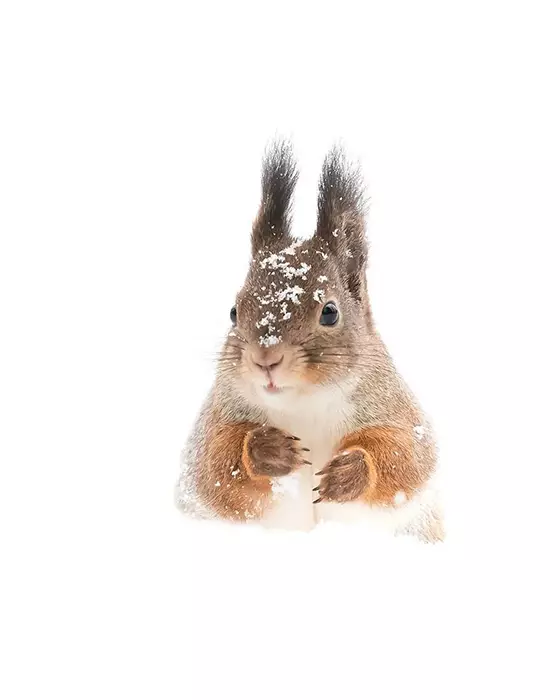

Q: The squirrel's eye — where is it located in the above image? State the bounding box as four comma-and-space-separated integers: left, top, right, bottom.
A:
320, 302, 339, 326
230, 306, 237, 325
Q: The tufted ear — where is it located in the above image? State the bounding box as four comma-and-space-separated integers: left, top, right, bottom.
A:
252, 140, 299, 255
315, 146, 369, 301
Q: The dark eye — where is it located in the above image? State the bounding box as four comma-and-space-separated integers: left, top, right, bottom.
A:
320, 302, 339, 326
230, 306, 237, 325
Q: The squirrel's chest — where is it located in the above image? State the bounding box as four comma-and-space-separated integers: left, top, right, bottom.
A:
254, 382, 356, 530
274, 410, 342, 471
258, 392, 348, 530
264, 386, 352, 483
266, 383, 350, 447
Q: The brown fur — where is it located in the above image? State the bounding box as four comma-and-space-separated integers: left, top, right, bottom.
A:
334, 426, 432, 506
193, 418, 272, 521
314, 447, 374, 503
243, 426, 309, 479
177, 140, 443, 542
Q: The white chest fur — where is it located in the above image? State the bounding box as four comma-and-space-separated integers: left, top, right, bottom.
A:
253, 382, 354, 530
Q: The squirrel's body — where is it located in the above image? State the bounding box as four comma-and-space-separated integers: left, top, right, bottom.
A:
176, 142, 444, 542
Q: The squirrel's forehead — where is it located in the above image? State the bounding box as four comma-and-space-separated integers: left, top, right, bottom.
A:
250, 241, 331, 284
239, 242, 334, 346
246, 244, 332, 303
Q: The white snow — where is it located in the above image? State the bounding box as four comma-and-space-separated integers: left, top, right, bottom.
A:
276, 284, 305, 304
256, 311, 276, 328
313, 288, 326, 303
259, 334, 281, 346
255, 246, 309, 342
260, 251, 311, 280
271, 472, 301, 499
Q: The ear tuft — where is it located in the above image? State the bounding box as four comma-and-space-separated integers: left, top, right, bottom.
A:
252, 139, 299, 254
316, 146, 369, 300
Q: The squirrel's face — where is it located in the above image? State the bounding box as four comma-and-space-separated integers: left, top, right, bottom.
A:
217, 141, 374, 399
224, 236, 371, 397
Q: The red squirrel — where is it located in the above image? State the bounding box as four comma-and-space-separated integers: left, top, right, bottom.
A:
176, 141, 443, 542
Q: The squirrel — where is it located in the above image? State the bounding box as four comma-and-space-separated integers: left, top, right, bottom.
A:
176, 140, 444, 542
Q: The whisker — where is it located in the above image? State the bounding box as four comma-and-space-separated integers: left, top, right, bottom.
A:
305, 343, 374, 350
307, 360, 376, 367
300, 335, 323, 348
304, 359, 377, 369
304, 351, 377, 358
306, 356, 376, 363
305, 364, 354, 395
227, 333, 248, 344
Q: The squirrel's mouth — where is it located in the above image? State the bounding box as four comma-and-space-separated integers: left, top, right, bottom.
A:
262, 367, 285, 393
241, 345, 299, 395
264, 380, 283, 394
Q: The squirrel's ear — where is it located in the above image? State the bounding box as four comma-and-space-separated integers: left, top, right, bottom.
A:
252, 140, 298, 255
315, 146, 369, 301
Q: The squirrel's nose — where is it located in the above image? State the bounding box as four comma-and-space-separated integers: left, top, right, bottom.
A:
251, 349, 284, 372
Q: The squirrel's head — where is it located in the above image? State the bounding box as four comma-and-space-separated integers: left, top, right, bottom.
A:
221, 140, 375, 401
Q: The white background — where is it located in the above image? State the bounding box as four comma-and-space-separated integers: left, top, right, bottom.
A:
1, 1, 559, 698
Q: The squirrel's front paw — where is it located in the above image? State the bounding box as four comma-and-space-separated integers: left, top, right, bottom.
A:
314, 448, 372, 503
243, 426, 311, 479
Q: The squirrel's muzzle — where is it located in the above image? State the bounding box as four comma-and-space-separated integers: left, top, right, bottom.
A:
250, 347, 284, 374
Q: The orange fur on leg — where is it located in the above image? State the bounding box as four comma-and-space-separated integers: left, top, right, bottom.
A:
195, 420, 272, 521
336, 426, 434, 507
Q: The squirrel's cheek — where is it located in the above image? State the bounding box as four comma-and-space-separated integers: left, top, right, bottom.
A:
297, 362, 338, 386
